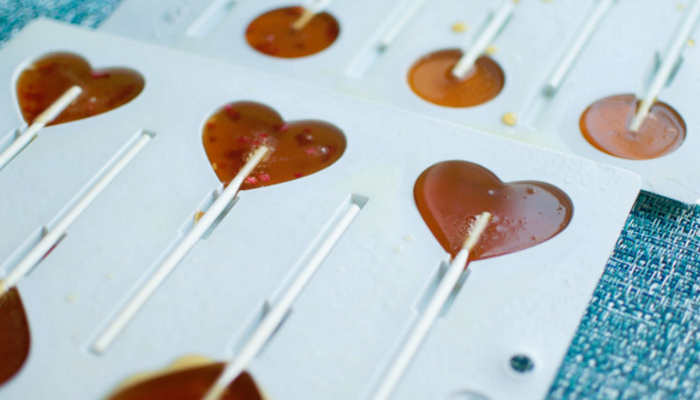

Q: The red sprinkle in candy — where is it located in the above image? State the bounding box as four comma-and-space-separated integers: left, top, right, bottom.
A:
278, 124, 289, 132
258, 174, 270, 182
245, 177, 258, 185
259, 133, 268, 139
206, 121, 216, 130
91, 71, 111, 79
303, 127, 312, 133
305, 147, 317, 155
208, 136, 217, 143
238, 136, 251, 143
225, 104, 241, 121
293, 173, 304, 178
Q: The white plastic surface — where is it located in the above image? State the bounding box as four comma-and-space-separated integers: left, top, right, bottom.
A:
101, 0, 700, 203
0, 20, 640, 400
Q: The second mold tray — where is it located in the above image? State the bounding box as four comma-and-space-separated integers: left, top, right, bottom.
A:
100, 0, 700, 204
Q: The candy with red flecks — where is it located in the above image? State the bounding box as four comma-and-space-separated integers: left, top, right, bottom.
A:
202, 101, 346, 189
16, 52, 144, 125
246, 6, 340, 58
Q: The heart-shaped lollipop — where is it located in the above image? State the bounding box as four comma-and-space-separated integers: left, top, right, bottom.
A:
107, 363, 263, 400
0, 288, 30, 386
16, 52, 145, 125
414, 160, 573, 261
203, 101, 346, 188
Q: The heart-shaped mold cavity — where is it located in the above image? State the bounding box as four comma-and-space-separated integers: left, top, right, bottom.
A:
414, 160, 573, 261
0, 288, 30, 386
408, 49, 505, 108
107, 363, 264, 400
246, 6, 340, 58
203, 101, 346, 188
580, 94, 686, 160
16, 52, 145, 125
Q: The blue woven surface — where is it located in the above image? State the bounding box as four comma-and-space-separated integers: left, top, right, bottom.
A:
2, 2, 699, 399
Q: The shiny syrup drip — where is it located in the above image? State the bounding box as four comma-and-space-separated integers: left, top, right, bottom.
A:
107, 364, 263, 400
246, 6, 340, 58
414, 160, 573, 261
203, 101, 346, 189
16, 52, 145, 125
580, 94, 686, 160
0, 288, 31, 386
408, 49, 505, 108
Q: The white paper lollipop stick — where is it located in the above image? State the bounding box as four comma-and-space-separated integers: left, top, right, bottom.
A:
91, 145, 270, 354
292, 0, 335, 30
545, 0, 616, 94
0, 131, 153, 297
451, 0, 518, 79
0, 85, 82, 170
201, 202, 362, 400
629, 0, 700, 131
371, 212, 491, 400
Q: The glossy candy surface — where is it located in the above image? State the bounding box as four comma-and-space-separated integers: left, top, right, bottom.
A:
203, 101, 346, 189
16, 52, 144, 125
408, 49, 505, 108
414, 160, 573, 261
107, 364, 263, 400
246, 6, 340, 58
0, 288, 30, 387
580, 94, 686, 160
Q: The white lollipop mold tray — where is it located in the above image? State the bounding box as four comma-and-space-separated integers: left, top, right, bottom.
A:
0, 19, 640, 400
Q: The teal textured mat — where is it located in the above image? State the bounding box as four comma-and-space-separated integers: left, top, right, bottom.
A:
2, 2, 698, 399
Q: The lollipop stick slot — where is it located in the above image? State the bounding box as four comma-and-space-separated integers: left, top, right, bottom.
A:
346, 0, 427, 78
0, 130, 155, 296
629, 0, 700, 131
177, 188, 239, 241
415, 260, 470, 317
91, 146, 270, 354
0, 85, 82, 171
452, 0, 518, 79
544, 0, 616, 95
371, 212, 491, 400
0, 128, 20, 158
201, 194, 367, 400
185, 0, 238, 38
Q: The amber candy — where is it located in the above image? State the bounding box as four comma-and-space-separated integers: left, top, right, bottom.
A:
107, 364, 263, 400
0, 288, 31, 386
580, 94, 685, 160
203, 101, 346, 189
414, 160, 573, 262
16, 52, 144, 125
246, 6, 340, 58
408, 49, 505, 108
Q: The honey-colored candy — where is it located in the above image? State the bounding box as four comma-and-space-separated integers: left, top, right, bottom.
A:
580, 94, 685, 160
408, 49, 505, 108
203, 101, 346, 189
16, 52, 144, 125
414, 161, 572, 261
246, 6, 340, 58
